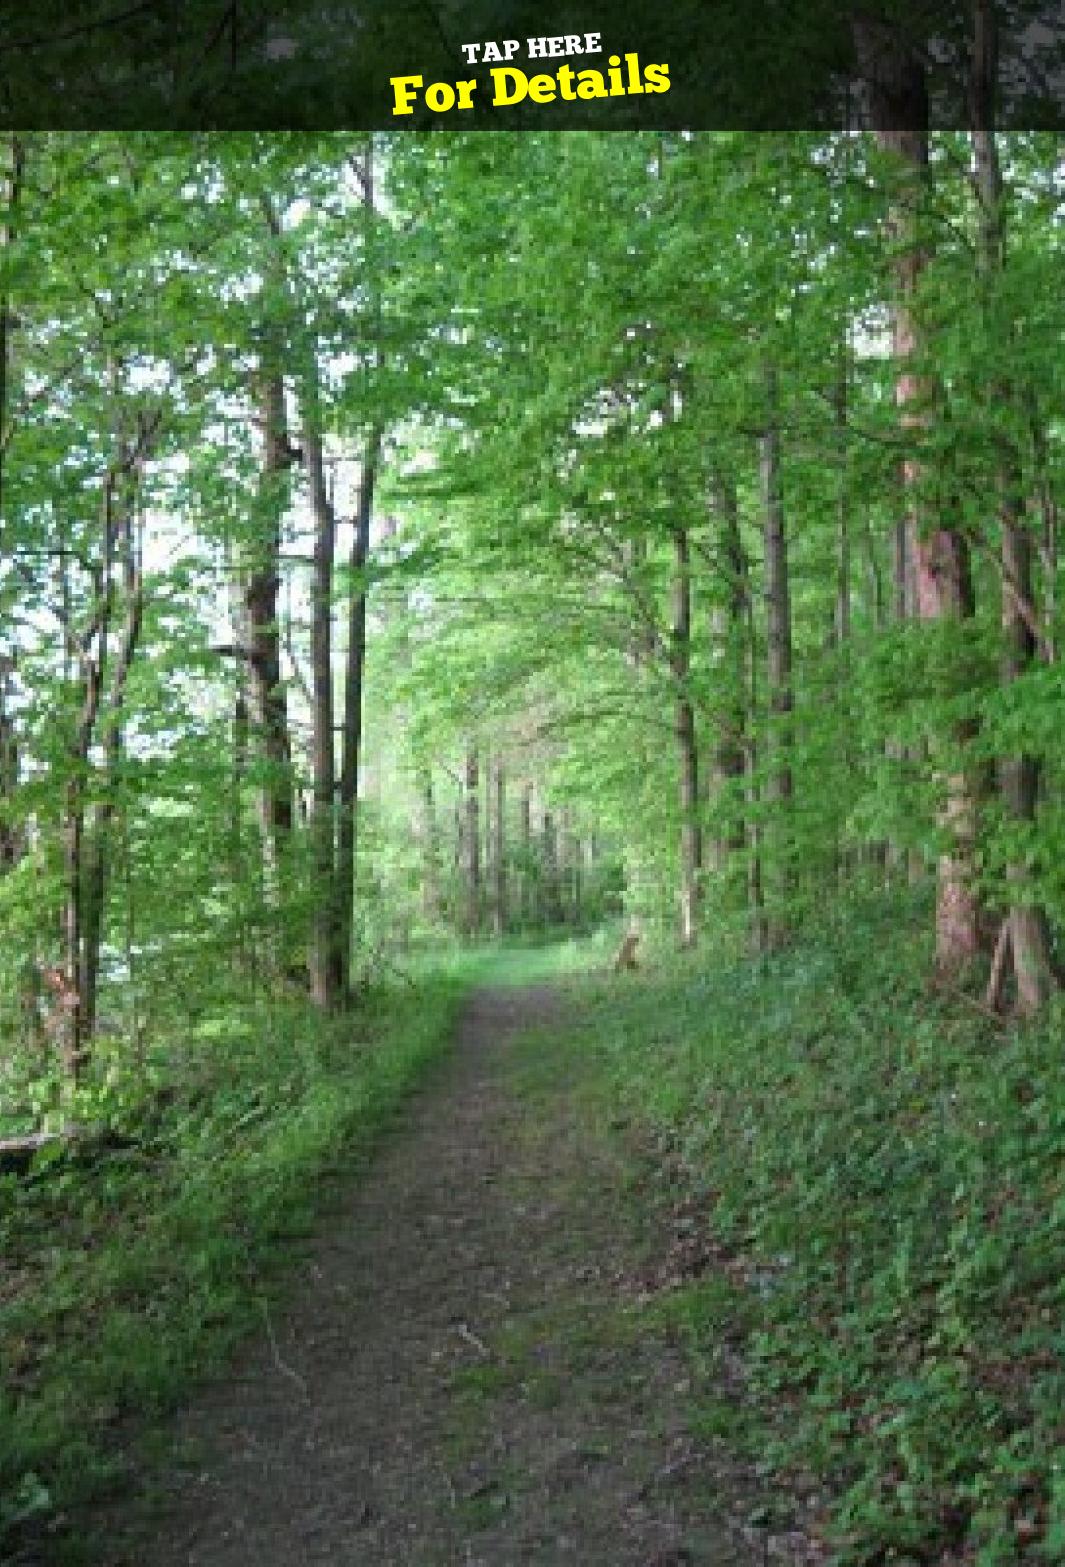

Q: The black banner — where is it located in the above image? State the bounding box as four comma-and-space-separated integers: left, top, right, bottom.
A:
0, 1, 1062, 128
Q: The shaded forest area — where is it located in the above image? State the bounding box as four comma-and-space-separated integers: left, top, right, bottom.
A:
3, 13, 1065, 1563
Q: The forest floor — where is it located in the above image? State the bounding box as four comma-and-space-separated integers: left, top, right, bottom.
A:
61, 974, 821, 1567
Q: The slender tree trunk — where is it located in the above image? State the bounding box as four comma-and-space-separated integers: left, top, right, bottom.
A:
452, 792, 464, 925
542, 809, 562, 926
1028, 398, 1057, 664
671, 524, 700, 947
993, 475, 1057, 1013
0, 134, 23, 536
0, 663, 19, 869
708, 472, 747, 880
337, 424, 381, 996
746, 618, 768, 955
559, 809, 574, 926
833, 339, 855, 886
305, 412, 339, 1009
884, 508, 910, 879
0, 139, 23, 879
520, 782, 533, 926
572, 832, 583, 928
761, 365, 793, 945
464, 744, 480, 936
971, 3, 1057, 1015
80, 490, 144, 1051
418, 764, 441, 921
334, 138, 380, 995
482, 746, 493, 905
492, 757, 506, 937
59, 450, 148, 1080
246, 365, 294, 894
834, 342, 851, 647
231, 683, 249, 965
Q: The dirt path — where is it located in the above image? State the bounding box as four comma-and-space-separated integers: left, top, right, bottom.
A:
89, 985, 770, 1566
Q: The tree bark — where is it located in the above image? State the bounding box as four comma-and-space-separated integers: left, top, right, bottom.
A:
707, 471, 747, 880
971, 0, 1057, 1015
492, 757, 506, 937
245, 363, 294, 893
60, 426, 152, 1081
0, 134, 23, 534
834, 342, 851, 647
418, 764, 441, 922
671, 524, 700, 947
746, 687, 768, 955
0, 138, 23, 878
304, 409, 339, 1009
79, 503, 143, 1049
519, 782, 534, 925
761, 364, 793, 945
337, 423, 381, 995
0, 659, 19, 870
231, 682, 250, 965
464, 744, 480, 936
833, 339, 855, 886
542, 809, 562, 926
857, 14, 982, 976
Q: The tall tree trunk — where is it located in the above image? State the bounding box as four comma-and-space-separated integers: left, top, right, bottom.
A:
746, 577, 768, 956
492, 757, 506, 937
305, 411, 339, 1009
246, 364, 294, 895
1027, 397, 1057, 664
231, 682, 250, 966
519, 782, 534, 925
0, 660, 19, 870
708, 471, 747, 881
79, 483, 145, 1052
418, 763, 441, 922
884, 506, 911, 879
761, 365, 793, 946
971, 0, 1057, 1015
857, 16, 982, 976
334, 136, 380, 996
337, 424, 381, 996
571, 831, 583, 928
481, 746, 493, 904
0, 134, 23, 535
542, 809, 562, 925
833, 339, 855, 886
0, 138, 23, 880
452, 792, 464, 923
60, 441, 150, 1082
834, 342, 851, 648
671, 524, 700, 947
464, 744, 480, 936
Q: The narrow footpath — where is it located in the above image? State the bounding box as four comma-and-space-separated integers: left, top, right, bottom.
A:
89, 985, 779, 1566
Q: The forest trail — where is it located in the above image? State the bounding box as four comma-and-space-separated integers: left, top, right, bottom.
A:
87, 983, 770, 1566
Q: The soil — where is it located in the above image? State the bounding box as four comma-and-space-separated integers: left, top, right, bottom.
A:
68, 984, 801, 1565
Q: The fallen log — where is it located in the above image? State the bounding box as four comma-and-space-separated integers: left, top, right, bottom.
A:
0, 1131, 70, 1176
0, 1126, 133, 1177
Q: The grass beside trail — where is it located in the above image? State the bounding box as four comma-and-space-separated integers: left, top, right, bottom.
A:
522, 893, 1065, 1566
7, 904, 1064, 1566
0, 972, 466, 1559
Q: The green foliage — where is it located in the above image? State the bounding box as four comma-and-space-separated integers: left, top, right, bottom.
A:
0, 973, 464, 1555
570, 889, 1065, 1563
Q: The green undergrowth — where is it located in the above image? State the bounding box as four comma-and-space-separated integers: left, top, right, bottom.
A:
0, 972, 466, 1560
563, 890, 1065, 1565
414, 926, 621, 989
